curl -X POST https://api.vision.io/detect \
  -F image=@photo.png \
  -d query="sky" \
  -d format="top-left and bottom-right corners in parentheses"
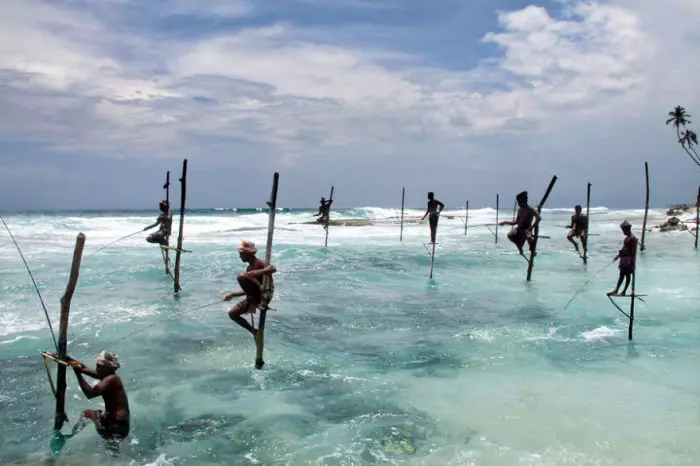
top-left (0, 0), bottom-right (699, 210)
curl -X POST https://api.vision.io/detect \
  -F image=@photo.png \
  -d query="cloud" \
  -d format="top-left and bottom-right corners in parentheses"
top-left (0, 0), bottom-right (698, 202)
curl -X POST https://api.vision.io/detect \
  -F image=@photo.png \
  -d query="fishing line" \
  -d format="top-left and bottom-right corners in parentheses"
top-left (86, 229), bottom-right (143, 257)
top-left (115, 301), bottom-right (221, 342)
top-left (0, 215), bottom-right (58, 351)
top-left (563, 260), bottom-right (615, 311)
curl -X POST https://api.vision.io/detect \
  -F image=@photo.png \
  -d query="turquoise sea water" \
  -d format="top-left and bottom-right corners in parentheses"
top-left (1, 206), bottom-right (699, 465)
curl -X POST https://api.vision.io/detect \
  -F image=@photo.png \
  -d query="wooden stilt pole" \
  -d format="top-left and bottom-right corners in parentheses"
top-left (526, 176), bottom-right (558, 281)
top-left (583, 182), bottom-right (591, 264)
top-left (324, 186), bottom-right (334, 248)
top-left (173, 159), bottom-right (187, 293)
top-left (495, 194), bottom-right (499, 244)
top-left (164, 170), bottom-right (170, 203)
top-left (512, 200), bottom-right (517, 222)
top-left (163, 171), bottom-right (171, 275)
top-left (628, 272), bottom-right (636, 340)
top-left (695, 186), bottom-right (699, 249)
top-left (429, 242), bottom-right (436, 279)
top-left (464, 200), bottom-right (469, 236)
top-left (640, 162), bottom-right (649, 252)
top-left (400, 187), bottom-right (405, 242)
top-left (55, 232), bottom-right (86, 431)
top-left (255, 172), bottom-right (279, 370)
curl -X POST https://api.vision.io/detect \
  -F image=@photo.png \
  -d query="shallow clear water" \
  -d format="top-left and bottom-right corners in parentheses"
top-left (1, 207), bottom-right (699, 465)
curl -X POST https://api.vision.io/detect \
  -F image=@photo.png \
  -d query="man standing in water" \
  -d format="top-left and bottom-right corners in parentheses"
top-left (313, 197), bottom-right (333, 228)
top-left (222, 240), bottom-right (277, 339)
top-left (608, 220), bottom-right (638, 296)
top-left (144, 200), bottom-right (172, 246)
top-left (499, 191), bottom-right (541, 257)
top-left (566, 205), bottom-right (588, 256)
top-left (65, 351), bottom-right (130, 441)
top-left (421, 192), bottom-right (445, 244)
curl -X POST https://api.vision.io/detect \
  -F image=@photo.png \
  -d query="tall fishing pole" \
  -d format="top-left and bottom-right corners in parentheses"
top-left (1, 215), bottom-right (58, 351)
top-left (86, 230), bottom-right (143, 257)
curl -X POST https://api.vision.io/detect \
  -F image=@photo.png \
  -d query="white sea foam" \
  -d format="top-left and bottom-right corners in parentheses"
top-left (582, 326), bottom-right (619, 341)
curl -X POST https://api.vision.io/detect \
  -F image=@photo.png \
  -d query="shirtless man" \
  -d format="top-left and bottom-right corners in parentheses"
top-left (499, 191), bottom-right (541, 256)
top-left (566, 205), bottom-right (588, 255)
top-left (144, 200), bottom-right (172, 246)
top-left (421, 192), bottom-right (445, 244)
top-left (313, 197), bottom-right (333, 228)
top-left (222, 240), bottom-right (277, 338)
top-left (66, 351), bottom-right (130, 441)
top-left (608, 220), bottom-right (637, 296)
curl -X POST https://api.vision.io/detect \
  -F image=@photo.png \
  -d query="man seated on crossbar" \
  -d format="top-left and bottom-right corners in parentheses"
top-left (222, 240), bottom-right (277, 339)
top-left (499, 191), bottom-right (541, 257)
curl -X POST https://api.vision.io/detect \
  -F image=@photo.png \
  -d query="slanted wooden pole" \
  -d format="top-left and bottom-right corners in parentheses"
top-left (695, 186), bottom-right (700, 249)
top-left (55, 232), bottom-right (86, 431)
top-left (173, 159), bottom-right (187, 293)
top-left (255, 172), bottom-right (279, 370)
top-left (495, 194), bottom-right (499, 244)
top-left (526, 175), bottom-right (558, 281)
top-left (324, 186), bottom-right (334, 248)
top-left (583, 182), bottom-right (591, 264)
top-left (512, 200), bottom-right (517, 222)
top-left (400, 187), bottom-right (405, 242)
top-left (464, 200), bottom-right (469, 236)
top-left (640, 162), bottom-right (649, 252)
top-left (429, 242), bottom-right (436, 279)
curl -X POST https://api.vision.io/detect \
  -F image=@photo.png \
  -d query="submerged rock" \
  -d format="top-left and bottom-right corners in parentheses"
top-left (166, 414), bottom-right (245, 442)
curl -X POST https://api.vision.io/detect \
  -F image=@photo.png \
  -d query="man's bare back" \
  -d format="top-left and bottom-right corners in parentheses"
top-left (67, 351), bottom-right (130, 441)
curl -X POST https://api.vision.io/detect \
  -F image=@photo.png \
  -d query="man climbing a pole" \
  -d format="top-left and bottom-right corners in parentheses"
top-left (144, 200), bottom-right (172, 246)
top-left (608, 220), bottom-right (638, 296)
top-left (313, 197), bottom-right (333, 229)
top-left (64, 351), bottom-right (130, 441)
top-left (499, 191), bottom-right (540, 257)
top-left (421, 192), bottom-right (445, 244)
top-left (566, 205), bottom-right (588, 256)
top-left (222, 240), bottom-right (277, 339)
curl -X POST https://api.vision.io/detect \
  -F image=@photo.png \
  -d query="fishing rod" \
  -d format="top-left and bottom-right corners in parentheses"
top-left (115, 301), bottom-right (221, 342)
top-left (563, 260), bottom-right (615, 311)
top-left (0, 215), bottom-right (58, 351)
top-left (86, 229), bottom-right (143, 257)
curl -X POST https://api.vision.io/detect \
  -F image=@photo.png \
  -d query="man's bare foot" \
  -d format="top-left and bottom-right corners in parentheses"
top-left (619, 291), bottom-right (627, 296)
top-left (607, 290), bottom-right (618, 296)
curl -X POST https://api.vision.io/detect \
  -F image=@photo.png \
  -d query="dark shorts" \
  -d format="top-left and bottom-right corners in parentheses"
top-left (147, 230), bottom-right (169, 246)
top-left (231, 297), bottom-right (260, 316)
top-left (96, 411), bottom-right (129, 440)
top-left (619, 263), bottom-right (635, 275)
top-left (509, 228), bottom-right (528, 247)
top-left (569, 228), bottom-right (585, 238)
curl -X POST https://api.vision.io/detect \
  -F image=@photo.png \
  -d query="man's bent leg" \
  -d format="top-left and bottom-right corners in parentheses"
top-left (228, 299), bottom-right (259, 337)
top-left (567, 231), bottom-right (580, 252)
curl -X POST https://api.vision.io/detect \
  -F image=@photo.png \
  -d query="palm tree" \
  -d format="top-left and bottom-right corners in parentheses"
top-left (667, 106), bottom-right (700, 167)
